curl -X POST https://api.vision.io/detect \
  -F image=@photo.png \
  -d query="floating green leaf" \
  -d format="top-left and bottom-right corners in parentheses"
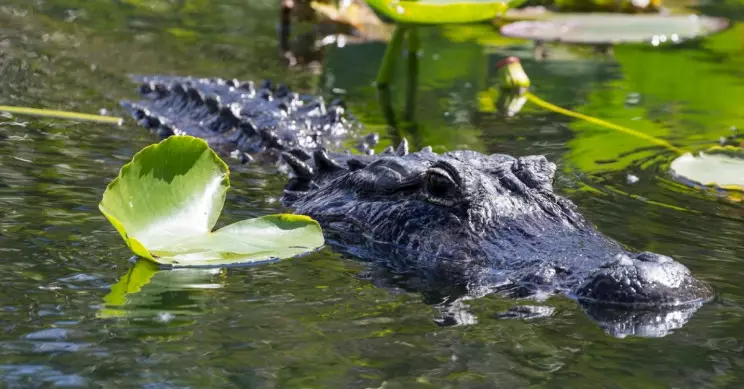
top-left (365, 0), bottom-right (518, 24)
top-left (500, 13), bottom-right (729, 44)
top-left (99, 135), bottom-right (324, 267)
top-left (670, 146), bottom-right (744, 192)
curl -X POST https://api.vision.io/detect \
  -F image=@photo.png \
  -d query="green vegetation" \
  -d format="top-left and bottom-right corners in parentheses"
top-left (369, 0), bottom-right (523, 129)
top-left (499, 13), bottom-right (730, 44)
top-left (99, 136), bottom-right (324, 267)
top-left (366, 0), bottom-right (516, 24)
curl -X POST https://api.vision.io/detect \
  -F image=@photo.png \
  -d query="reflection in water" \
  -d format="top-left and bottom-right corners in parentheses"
top-left (581, 301), bottom-right (707, 338)
top-left (100, 259), bottom-right (225, 320)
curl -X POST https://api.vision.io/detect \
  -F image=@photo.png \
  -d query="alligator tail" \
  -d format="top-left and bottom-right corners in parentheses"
top-left (120, 75), bottom-right (358, 163)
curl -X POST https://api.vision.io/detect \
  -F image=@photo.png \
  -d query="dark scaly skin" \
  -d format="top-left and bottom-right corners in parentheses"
top-left (122, 77), bottom-right (714, 338)
top-left (121, 75), bottom-right (366, 163)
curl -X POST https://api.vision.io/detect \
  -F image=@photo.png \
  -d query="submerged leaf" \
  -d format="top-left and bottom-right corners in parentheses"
top-left (500, 13), bottom-right (729, 44)
top-left (365, 0), bottom-right (518, 24)
top-left (99, 136), bottom-right (324, 267)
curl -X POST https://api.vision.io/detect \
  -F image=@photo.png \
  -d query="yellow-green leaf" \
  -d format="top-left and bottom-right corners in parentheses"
top-left (99, 136), bottom-right (325, 267)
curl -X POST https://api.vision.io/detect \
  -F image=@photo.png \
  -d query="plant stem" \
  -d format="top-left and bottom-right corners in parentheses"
top-left (0, 106), bottom-right (123, 124)
top-left (524, 93), bottom-right (684, 154)
top-left (404, 27), bottom-right (419, 125)
top-left (377, 25), bottom-right (407, 129)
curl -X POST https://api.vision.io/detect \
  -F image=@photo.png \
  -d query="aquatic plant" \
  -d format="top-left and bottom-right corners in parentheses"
top-left (0, 105), bottom-right (123, 124)
top-left (365, 0), bottom-right (522, 127)
top-left (499, 13), bottom-right (729, 45)
top-left (98, 135), bottom-right (325, 267)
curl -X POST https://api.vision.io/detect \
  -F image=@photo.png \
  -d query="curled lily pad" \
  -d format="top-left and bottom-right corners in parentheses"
top-left (500, 14), bottom-right (729, 44)
top-left (99, 135), bottom-right (324, 267)
top-left (365, 0), bottom-right (518, 24)
top-left (669, 146), bottom-right (744, 193)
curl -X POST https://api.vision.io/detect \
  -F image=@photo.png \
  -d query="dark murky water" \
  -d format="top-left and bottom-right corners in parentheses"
top-left (1, 1), bottom-right (743, 388)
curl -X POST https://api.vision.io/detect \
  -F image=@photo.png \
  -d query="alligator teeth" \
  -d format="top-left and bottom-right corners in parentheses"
top-left (282, 152), bottom-right (314, 178)
top-left (313, 150), bottom-right (345, 173)
top-left (396, 138), bottom-right (409, 156)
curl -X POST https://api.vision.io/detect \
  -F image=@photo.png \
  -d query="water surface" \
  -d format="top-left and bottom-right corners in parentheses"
top-left (1, 1), bottom-right (744, 388)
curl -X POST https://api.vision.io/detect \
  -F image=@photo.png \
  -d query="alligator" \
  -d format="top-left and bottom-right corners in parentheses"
top-left (122, 76), bottom-right (714, 338)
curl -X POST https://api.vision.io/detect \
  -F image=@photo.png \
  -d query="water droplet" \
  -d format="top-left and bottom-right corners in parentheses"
top-left (659, 35), bottom-right (667, 43)
top-left (396, 5), bottom-right (405, 14)
top-left (627, 174), bottom-right (639, 184)
top-left (651, 36), bottom-right (660, 46)
top-left (671, 34), bottom-right (680, 43)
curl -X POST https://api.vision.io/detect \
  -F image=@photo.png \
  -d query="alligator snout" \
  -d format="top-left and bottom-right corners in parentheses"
top-left (575, 252), bottom-right (714, 307)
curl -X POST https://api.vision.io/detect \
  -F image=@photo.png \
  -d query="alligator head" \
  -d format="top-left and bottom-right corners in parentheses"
top-left (280, 141), bottom-right (714, 337)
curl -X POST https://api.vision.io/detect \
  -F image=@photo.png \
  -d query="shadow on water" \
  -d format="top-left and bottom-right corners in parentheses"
top-left (1, 0), bottom-right (744, 387)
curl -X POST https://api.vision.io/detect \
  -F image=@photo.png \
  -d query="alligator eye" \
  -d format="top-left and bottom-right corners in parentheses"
top-left (424, 168), bottom-right (459, 205)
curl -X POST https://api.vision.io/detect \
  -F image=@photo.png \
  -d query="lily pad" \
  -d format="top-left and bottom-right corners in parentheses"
top-left (99, 135), bottom-right (324, 267)
top-left (500, 14), bottom-right (729, 44)
top-left (365, 0), bottom-right (518, 24)
top-left (669, 146), bottom-right (744, 193)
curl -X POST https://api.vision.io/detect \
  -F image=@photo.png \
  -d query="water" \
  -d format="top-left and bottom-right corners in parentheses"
top-left (1, 1), bottom-right (744, 387)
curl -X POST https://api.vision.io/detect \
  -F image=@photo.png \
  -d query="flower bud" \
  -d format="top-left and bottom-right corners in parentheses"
top-left (496, 56), bottom-right (530, 91)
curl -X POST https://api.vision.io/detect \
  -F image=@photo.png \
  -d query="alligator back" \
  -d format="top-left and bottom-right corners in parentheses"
top-left (120, 76), bottom-right (367, 163)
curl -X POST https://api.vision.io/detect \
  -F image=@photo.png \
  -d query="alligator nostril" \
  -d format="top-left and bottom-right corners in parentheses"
top-left (635, 252), bottom-right (673, 264)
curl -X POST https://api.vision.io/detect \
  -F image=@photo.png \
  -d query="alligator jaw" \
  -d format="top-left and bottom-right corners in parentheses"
top-left (574, 252), bottom-right (714, 308)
